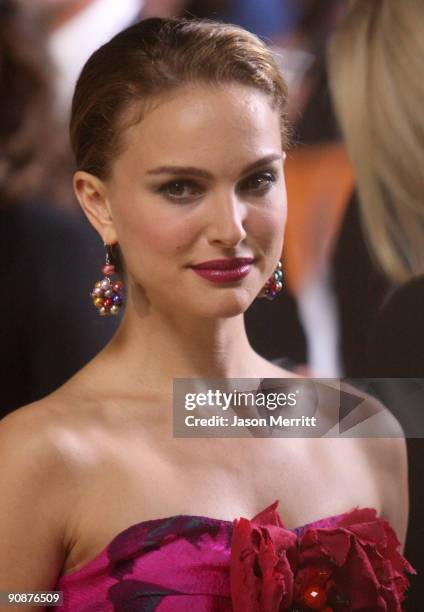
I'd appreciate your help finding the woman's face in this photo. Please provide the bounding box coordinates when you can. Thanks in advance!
[104,83,287,319]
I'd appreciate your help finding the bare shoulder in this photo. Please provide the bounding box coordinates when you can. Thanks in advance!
[0,393,96,467]
[0,397,95,595]
[0,393,100,523]
[359,434,408,549]
[0,389,108,495]
[336,382,408,547]
[303,380,408,546]
[1,398,74,468]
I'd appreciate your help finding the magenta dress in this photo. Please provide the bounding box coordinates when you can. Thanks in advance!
[53,501,415,611]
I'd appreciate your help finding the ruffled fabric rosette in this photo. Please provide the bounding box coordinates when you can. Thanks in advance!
[230,501,415,611]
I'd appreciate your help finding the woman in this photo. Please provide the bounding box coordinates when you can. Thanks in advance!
[0,17,414,611]
[328,0,423,284]
[328,0,424,375]
[328,2,423,607]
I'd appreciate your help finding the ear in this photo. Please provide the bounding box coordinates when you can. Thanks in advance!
[73,171,118,244]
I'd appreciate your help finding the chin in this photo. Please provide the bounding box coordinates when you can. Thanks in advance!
[194,289,255,319]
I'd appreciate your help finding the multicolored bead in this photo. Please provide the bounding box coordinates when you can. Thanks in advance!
[100,278,111,290]
[91,245,124,316]
[102,264,115,276]
[91,281,124,316]
[258,260,284,300]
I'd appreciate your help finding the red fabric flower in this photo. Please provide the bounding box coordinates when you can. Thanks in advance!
[296,508,416,611]
[230,500,297,611]
[230,502,416,612]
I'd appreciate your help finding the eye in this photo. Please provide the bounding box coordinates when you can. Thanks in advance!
[157,179,203,202]
[239,170,277,194]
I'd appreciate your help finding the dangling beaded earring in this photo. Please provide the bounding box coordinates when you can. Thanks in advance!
[91,243,124,316]
[258,260,283,300]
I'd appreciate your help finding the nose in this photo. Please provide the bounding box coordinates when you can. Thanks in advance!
[205,192,247,248]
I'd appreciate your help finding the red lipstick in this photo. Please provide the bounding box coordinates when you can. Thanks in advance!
[191,258,254,283]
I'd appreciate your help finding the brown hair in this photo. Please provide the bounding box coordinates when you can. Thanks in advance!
[70,17,289,180]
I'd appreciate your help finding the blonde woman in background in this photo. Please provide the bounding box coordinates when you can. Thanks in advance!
[328,1,424,608]
[328,0,424,283]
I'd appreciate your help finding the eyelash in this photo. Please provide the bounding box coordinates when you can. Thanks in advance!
[156,170,278,202]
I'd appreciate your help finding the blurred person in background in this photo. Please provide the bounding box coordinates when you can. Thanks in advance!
[328,0,424,607]
[328,0,424,377]
[0,0,118,417]
[17,0,144,118]
[15,0,146,211]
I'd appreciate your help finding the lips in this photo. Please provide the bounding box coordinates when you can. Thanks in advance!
[190,258,255,284]
[191,258,254,270]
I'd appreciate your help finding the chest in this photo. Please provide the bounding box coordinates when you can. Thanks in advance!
[62,434,382,576]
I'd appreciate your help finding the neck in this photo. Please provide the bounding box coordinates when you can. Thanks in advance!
[100,298,265,397]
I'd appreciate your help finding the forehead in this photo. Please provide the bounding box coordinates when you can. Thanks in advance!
[114,84,282,175]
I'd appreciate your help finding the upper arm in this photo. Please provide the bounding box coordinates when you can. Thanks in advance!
[0,407,73,609]
[353,402,410,551]
[382,436,409,552]
[337,383,409,550]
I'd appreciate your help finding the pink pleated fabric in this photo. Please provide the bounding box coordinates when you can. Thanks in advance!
[53,502,415,611]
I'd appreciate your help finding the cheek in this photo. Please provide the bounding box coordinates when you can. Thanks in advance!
[118,205,196,260]
[248,194,287,247]
[145,215,198,258]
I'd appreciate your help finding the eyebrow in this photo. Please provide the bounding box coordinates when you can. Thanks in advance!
[145,153,282,179]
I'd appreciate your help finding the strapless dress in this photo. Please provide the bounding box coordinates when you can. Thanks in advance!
[52,500,415,611]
